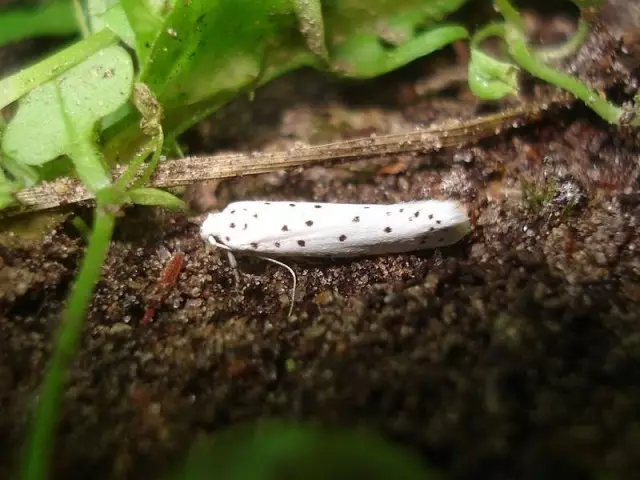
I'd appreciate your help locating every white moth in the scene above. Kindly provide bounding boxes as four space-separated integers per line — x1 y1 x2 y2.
200 199 471 316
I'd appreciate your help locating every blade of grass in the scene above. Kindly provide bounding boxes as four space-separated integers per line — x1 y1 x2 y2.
19 202 116 480
0 0 79 47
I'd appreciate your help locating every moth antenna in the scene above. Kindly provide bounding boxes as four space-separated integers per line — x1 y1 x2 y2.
257 255 297 319
207 235 296 316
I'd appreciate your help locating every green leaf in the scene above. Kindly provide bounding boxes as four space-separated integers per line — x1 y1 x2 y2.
120 0 168 68
2 44 134 190
103 0 473 158
330 23 468 78
87 0 137 47
168 420 441 480
0 28 118 109
293 0 329 62
3 44 134 165
127 187 186 211
468 47 519 100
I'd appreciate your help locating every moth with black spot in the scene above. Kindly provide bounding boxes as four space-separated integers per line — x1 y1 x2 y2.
200 199 471 256
200 199 471 317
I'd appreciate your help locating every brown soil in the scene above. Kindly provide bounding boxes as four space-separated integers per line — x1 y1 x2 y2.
1 2 640 479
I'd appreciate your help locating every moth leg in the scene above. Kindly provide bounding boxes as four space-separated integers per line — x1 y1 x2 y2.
258 256 297 319
204 236 297 316
225 250 241 287
207 235 241 287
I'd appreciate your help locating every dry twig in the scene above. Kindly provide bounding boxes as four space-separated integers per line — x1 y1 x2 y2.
6 98 563 217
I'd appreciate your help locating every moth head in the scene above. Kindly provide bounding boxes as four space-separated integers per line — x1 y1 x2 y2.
200 212 223 242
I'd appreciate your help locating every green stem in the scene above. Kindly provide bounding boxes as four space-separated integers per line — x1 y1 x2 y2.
1 153 39 186
67 137 111 193
494 0 525 31
72 0 90 39
111 138 155 194
505 24 623 124
20 204 115 480
134 132 164 188
533 17 589 62
470 22 506 48
0 28 118 109
55 81 111 193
